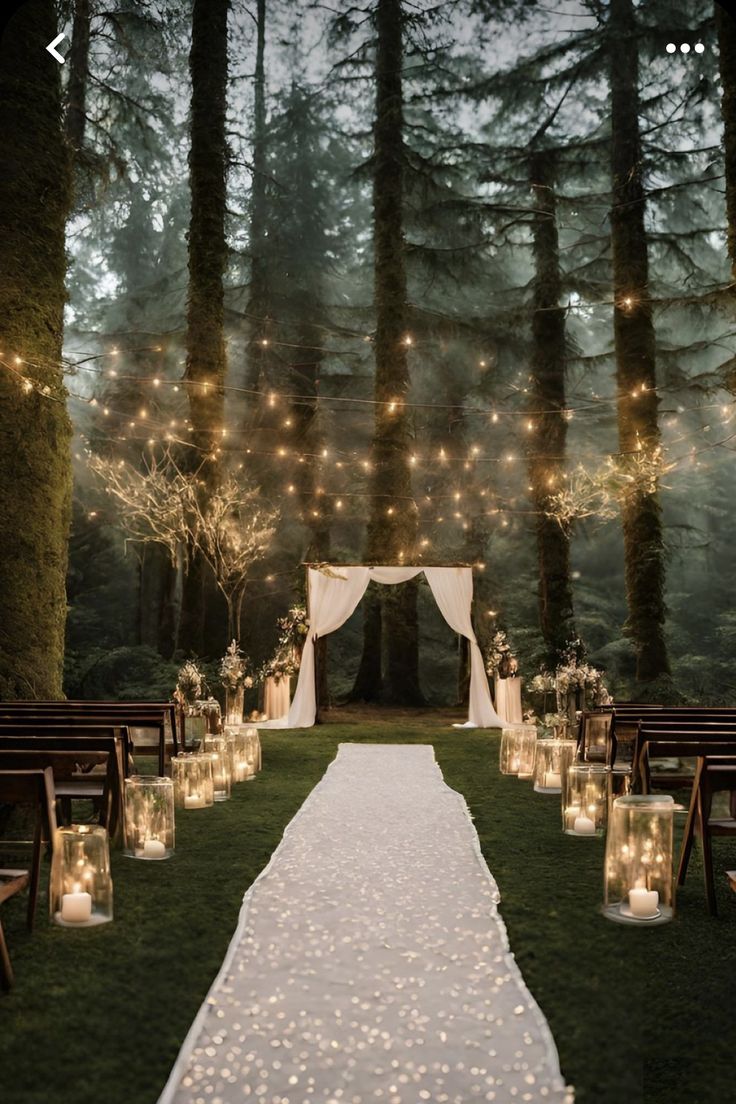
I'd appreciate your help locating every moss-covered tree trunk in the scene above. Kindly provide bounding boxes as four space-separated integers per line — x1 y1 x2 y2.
65 0 90 156
609 0 669 683
717 3 736 284
0 0 72 698
180 0 229 655
243 0 270 413
527 149 576 667
352 0 422 705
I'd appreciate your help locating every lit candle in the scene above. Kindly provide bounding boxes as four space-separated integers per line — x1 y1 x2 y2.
573 815 596 836
544 771 562 790
60 890 92 923
628 887 659 918
142 838 166 858
509 756 521 773
184 793 205 809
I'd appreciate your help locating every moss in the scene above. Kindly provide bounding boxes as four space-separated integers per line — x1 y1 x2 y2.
0 0 72 699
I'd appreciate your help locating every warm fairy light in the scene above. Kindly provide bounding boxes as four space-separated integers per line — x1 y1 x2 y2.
387 506 394 515
278 448 287 457
109 369 117 378
526 420 534 431
153 378 160 387
110 348 119 356
287 484 295 493
261 338 269 347
322 448 329 458
387 401 398 414
479 360 487 368
139 408 147 418
268 392 277 407
439 447 446 461
14 356 22 365
103 407 109 415
336 499 343 509
22 378 33 393
486 609 497 617
491 412 499 423
453 491 461 501
471 445 480 455
284 418 292 428
409 455 417 465
403 334 413 346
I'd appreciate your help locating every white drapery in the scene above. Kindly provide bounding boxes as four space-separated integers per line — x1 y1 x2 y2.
287 565 502 728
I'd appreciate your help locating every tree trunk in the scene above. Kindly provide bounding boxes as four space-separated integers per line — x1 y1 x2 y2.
608 0 669 683
717 3 736 285
353 0 423 705
65 0 90 156
527 149 576 667
0 0 72 698
243 0 270 418
181 0 229 655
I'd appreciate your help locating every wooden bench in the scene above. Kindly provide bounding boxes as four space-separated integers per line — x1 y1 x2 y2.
0 702 178 774
0 737 123 842
0 767 57 932
0 873 29 990
674 744 736 914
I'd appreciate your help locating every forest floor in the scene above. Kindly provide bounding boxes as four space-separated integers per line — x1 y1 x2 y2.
1 721 735 1104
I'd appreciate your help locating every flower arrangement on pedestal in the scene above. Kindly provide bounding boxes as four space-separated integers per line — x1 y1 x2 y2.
219 640 254 725
174 660 204 714
485 630 519 680
259 650 299 685
530 640 610 730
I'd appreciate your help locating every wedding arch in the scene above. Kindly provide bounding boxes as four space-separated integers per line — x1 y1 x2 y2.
287 564 503 728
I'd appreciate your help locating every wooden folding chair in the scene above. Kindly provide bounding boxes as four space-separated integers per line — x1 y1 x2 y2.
0 872 29 990
676 748 736 915
0 768 57 930
578 710 615 765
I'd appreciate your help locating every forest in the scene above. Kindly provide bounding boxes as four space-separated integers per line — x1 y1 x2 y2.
1 0 735 711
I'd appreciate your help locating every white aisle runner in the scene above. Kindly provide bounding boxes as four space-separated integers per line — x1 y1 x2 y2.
159 745 572 1104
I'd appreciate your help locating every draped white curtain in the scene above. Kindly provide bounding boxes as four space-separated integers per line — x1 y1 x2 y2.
287 565 502 728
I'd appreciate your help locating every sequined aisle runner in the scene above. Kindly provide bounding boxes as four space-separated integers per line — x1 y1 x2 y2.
158 744 573 1104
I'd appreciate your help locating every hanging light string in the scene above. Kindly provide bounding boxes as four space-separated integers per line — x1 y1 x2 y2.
3 346 734 423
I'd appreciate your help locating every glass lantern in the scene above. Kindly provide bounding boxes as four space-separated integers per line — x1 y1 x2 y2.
603 794 675 925
225 730 256 782
224 686 244 726
50 825 113 927
243 725 262 771
171 753 214 809
124 776 175 859
533 737 577 794
516 728 537 780
201 737 232 801
499 724 535 776
562 764 608 836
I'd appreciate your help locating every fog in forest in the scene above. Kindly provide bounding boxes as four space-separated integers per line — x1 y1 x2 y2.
5 0 733 708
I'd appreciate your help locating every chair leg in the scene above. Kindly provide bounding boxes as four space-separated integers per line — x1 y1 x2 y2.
698 786 718 916
0 919 14 991
26 819 43 931
677 759 703 886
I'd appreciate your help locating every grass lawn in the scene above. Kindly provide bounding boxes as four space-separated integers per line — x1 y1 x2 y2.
1 721 735 1104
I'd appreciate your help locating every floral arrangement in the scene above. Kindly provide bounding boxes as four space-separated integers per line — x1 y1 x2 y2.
174 660 204 710
530 672 556 694
259 650 299 682
277 605 309 645
219 640 254 691
198 697 222 719
485 630 518 678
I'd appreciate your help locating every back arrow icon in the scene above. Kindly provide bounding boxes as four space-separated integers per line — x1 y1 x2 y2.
46 33 66 63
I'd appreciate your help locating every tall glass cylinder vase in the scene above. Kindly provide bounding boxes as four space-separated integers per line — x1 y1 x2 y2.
533 738 577 794
172 753 214 808
124 776 175 859
225 686 244 726
202 736 232 801
562 764 608 836
50 825 113 927
603 795 675 925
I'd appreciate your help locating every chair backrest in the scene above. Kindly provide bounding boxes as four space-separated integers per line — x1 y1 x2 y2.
0 767 57 842
578 711 615 765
